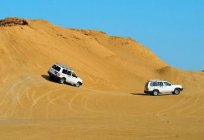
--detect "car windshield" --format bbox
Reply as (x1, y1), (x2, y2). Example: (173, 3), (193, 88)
(52, 65), (61, 71)
(72, 73), (77, 78)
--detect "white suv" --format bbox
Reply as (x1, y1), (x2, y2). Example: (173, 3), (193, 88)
(144, 80), (183, 96)
(48, 63), (83, 87)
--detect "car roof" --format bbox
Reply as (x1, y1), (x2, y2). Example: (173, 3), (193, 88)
(148, 79), (168, 82)
(54, 63), (72, 70)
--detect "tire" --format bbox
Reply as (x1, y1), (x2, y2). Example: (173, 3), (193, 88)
(173, 88), (180, 95)
(152, 90), (159, 96)
(59, 78), (65, 84)
(75, 82), (82, 87)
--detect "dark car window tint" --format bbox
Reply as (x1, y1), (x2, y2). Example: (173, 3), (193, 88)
(62, 69), (68, 74)
(159, 82), (163, 86)
(153, 82), (158, 86)
(52, 65), (61, 71)
(67, 71), (71, 76)
(164, 82), (171, 86)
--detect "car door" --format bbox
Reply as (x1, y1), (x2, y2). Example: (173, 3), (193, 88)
(163, 82), (173, 92)
(158, 82), (166, 92)
(71, 72), (78, 84)
(66, 70), (74, 84)
(62, 69), (68, 78)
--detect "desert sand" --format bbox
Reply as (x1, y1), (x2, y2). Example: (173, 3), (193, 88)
(0, 18), (204, 140)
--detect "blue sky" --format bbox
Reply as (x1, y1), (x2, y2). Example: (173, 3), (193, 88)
(0, 0), (203, 71)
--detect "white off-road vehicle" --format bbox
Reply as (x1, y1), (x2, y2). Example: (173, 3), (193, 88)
(144, 80), (183, 96)
(48, 63), (83, 87)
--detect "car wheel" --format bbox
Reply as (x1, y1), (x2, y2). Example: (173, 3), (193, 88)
(59, 78), (65, 84)
(75, 82), (81, 87)
(173, 89), (180, 95)
(152, 90), (159, 96)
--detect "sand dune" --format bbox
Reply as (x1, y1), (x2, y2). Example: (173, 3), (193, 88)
(0, 18), (204, 140)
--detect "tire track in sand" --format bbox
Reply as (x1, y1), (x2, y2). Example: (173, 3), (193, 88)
(0, 75), (44, 118)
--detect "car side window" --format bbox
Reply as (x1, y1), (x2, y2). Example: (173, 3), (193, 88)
(164, 82), (171, 86)
(62, 69), (68, 74)
(159, 82), (163, 86)
(152, 82), (158, 86)
(67, 71), (71, 76)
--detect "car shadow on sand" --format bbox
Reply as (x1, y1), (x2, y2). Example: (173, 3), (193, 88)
(41, 74), (50, 81)
(41, 74), (57, 83)
(41, 74), (75, 87)
(130, 93), (173, 96)
(130, 93), (149, 96)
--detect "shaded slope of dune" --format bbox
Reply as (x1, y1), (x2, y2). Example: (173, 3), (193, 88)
(0, 18), (204, 140)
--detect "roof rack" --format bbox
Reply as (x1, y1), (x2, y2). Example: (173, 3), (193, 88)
(55, 63), (72, 70)
(149, 79), (166, 82)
